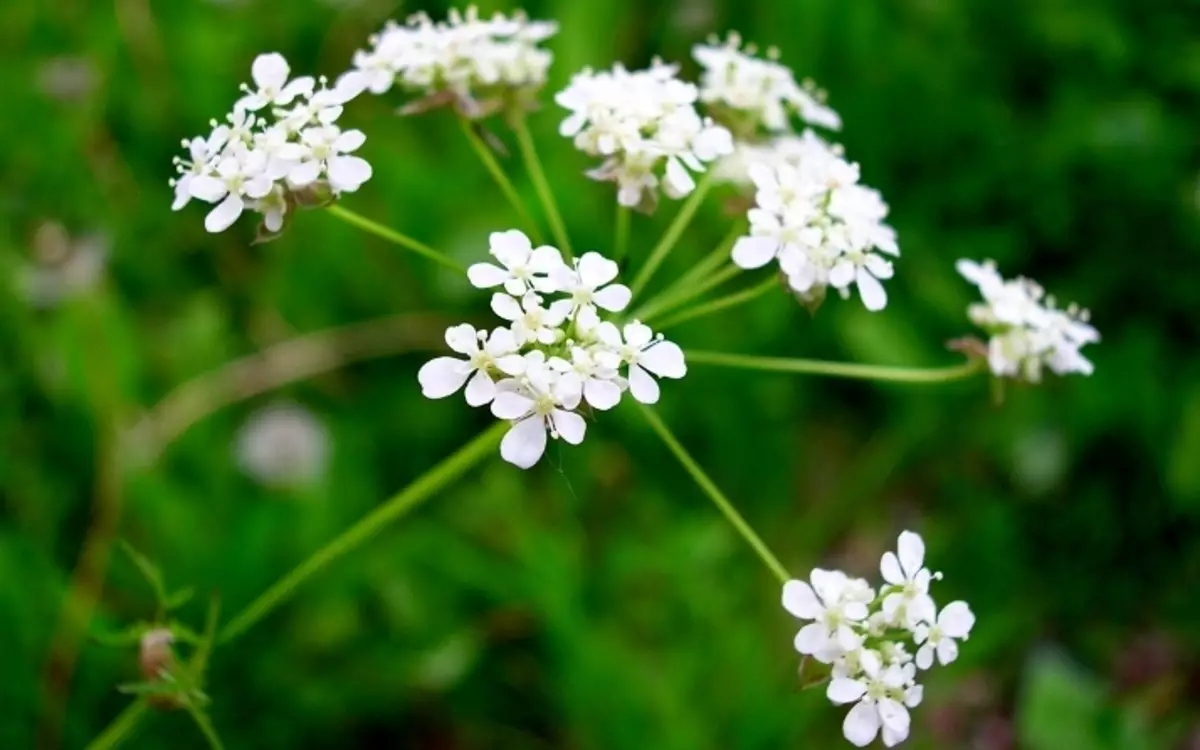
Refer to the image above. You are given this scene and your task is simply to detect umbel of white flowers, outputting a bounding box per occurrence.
[957,259,1099,382]
[418,231,686,468]
[170,53,370,237]
[556,60,734,212]
[346,6,558,118]
[783,531,975,748]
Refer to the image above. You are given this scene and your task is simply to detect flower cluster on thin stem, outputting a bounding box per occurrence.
[556,60,733,212]
[957,259,1099,382]
[170,53,369,237]
[783,531,975,747]
[347,6,557,118]
[418,230,686,467]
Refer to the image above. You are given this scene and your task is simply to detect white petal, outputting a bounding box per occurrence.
[880,551,905,585]
[577,252,619,288]
[552,409,587,445]
[897,531,925,579]
[810,569,847,604]
[627,364,660,404]
[623,322,654,348]
[593,284,632,312]
[881,722,909,748]
[878,698,910,734]
[730,236,778,269]
[828,259,855,288]
[188,175,227,203]
[486,328,519,356]
[467,262,511,289]
[938,601,976,638]
[490,293,523,322]
[664,157,695,196]
[333,129,367,153]
[827,678,867,705]
[583,379,621,411]
[936,638,959,666]
[500,417,548,469]
[842,602,868,622]
[793,623,827,655]
[904,685,924,709]
[865,253,895,279]
[856,267,887,311]
[205,194,245,233]
[781,580,822,620]
[489,230,533,266]
[494,355,526,376]
[639,341,686,379]
[444,324,478,355]
[491,392,535,420]
[915,644,934,671]
[464,371,497,406]
[842,701,881,747]
[327,155,372,192]
[288,160,322,187]
[252,52,290,89]
[528,245,566,275]
[417,357,471,399]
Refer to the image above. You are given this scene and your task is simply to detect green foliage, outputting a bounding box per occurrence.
[2,0,1198,748]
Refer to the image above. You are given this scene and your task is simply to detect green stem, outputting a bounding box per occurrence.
[641,220,745,315]
[630,172,714,299]
[636,264,742,322]
[459,118,544,244]
[218,423,507,644]
[326,204,464,272]
[185,706,225,750]
[654,275,780,330]
[614,203,631,265]
[511,114,572,259]
[84,699,150,750]
[685,351,988,384]
[637,404,790,584]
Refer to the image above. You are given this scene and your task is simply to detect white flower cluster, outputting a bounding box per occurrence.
[731,132,899,311]
[347,7,557,113]
[170,53,369,234]
[556,61,734,210]
[783,531,975,747]
[418,230,687,468]
[693,32,841,135]
[957,259,1099,382]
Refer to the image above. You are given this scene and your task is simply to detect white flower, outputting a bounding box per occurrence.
[957,258,1099,382]
[187,150,274,233]
[595,321,686,404]
[491,353,586,468]
[693,32,840,134]
[170,130,228,210]
[549,346,622,411]
[551,252,632,316]
[827,651,918,748]
[284,125,372,192]
[418,325,521,406]
[879,531,939,628]
[491,292,572,347]
[235,402,330,489]
[782,570,870,659]
[914,601,976,670]
[236,52,315,111]
[468,230,565,295]
[731,138,899,311]
[556,61,733,209]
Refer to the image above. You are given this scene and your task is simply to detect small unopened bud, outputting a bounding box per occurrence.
[139,629,175,681]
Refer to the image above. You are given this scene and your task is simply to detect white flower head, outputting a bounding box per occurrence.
[235,402,330,489]
[557,60,733,211]
[914,601,975,670]
[693,32,841,136]
[958,258,1099,382]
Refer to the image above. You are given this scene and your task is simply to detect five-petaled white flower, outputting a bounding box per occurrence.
[188,151,274,233]
[827,650,922,748]
[549,346,622,411]
[491,292,573,347]
[913,601,975,670]
[551,252,632,316]
[782,569,871,659]
[237,52,315,112]
[879,530,939,628]
[418,325,522,406]
[284,125,372,193]
[468,230,564,296]
[491,353,587,469]
[595,321,687,404]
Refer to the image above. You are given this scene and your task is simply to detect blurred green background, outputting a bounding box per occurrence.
[3,0,1200,747]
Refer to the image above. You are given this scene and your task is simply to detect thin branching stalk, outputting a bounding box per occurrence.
[217,422,508,643]
[185,706,225,750]
[326,204,464,271]
[84,698,150,750]
[654,275,780,330]
[614,203,630,265]
[637,404,790,584]
[685,351,988,383]
[637,220,746,317]
[630,173,714,299]
[459,118,543,243]
[511,114,572,258]
[636,264,741,322]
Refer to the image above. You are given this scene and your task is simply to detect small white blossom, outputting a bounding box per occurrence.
[914,601,975,670]
[551,252,632,316]
[957,259,1099,381]
[782,569,870,660]
[556,60,733,210]
[827,650,917,748]
[491,292,572,347]
[491,352,586,469]
[283,125,372,192]
[468,230,565,295]
[235,402,330,489]
[418,325,522,406]
[879,531,939,628]
[236,52,315,111]
[187,150,274,233]
[594,321,687,404]
[693,32,840,135]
